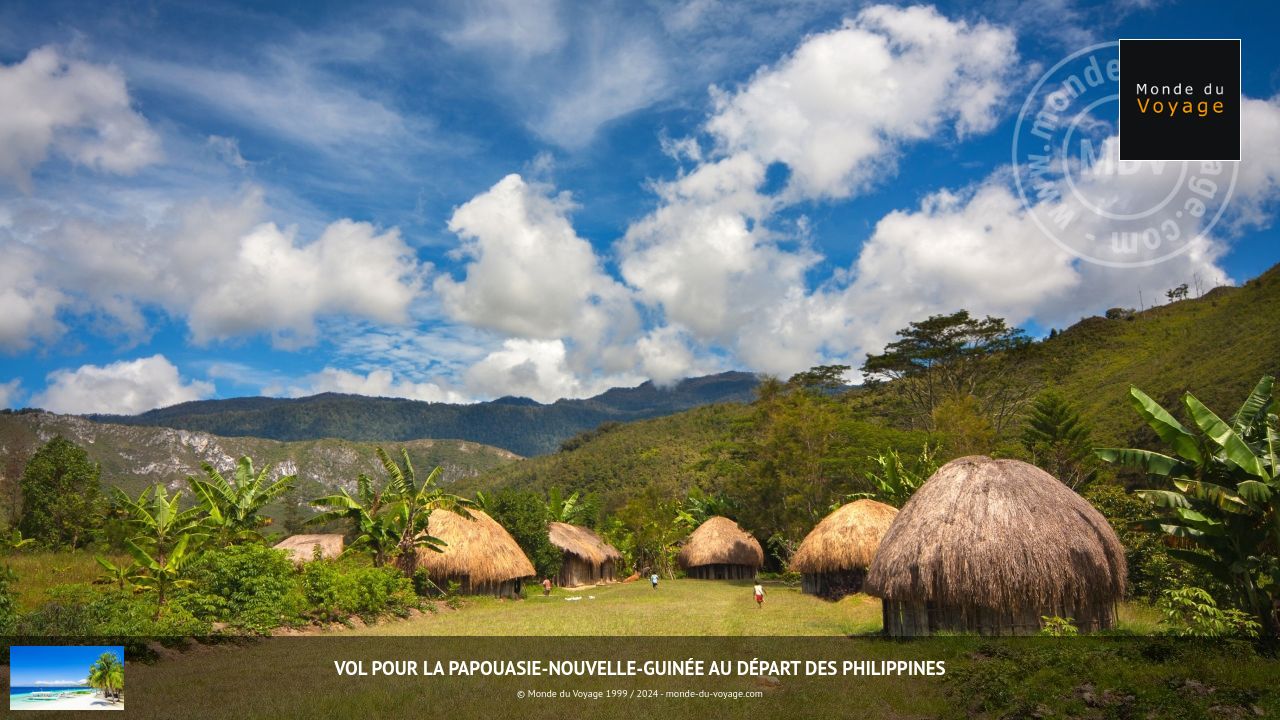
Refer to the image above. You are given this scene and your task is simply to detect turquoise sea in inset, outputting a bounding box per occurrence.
[9,687,95,710]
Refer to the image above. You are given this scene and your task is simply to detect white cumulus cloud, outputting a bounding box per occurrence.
[704,4,1018,201]
[0,46,161,190]
[33,355,214,415]
[0,378,22,409]
[463,338,639,403]
[1,187,427,350]
[270,367,468,404]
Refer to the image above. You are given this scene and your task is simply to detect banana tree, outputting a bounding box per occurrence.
[308,473,401,567]
[189,457,296,544]
[127,533,198,619]
[93,556,137,592]
[545,487,582,524]
[112,485,207,617]
[1,528,35,553]
[1097,376,1279,635]
[376,448,473,576]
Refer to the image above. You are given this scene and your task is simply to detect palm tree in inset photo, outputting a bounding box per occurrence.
[88,651,124,703]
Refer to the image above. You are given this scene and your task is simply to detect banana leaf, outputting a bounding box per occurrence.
[1184,393,1269,478]
[1129,386,1202,463]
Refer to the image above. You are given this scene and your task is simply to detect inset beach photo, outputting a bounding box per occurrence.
[9,646,124,711]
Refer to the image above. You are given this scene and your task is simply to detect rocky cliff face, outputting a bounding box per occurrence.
[0,411,521,521]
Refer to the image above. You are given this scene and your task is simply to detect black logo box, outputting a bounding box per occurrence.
[1119,39,1241,161]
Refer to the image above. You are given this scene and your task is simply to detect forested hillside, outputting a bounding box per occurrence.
[476,263,1280,551]
[88,372,759,456]
[0,411,518,527]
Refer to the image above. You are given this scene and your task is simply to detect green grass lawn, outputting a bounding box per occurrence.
[347,579,1165,637]
[5,550,128,611]
[350,579,882,636]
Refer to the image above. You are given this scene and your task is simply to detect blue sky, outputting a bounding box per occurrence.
[10,645,123,687]
[0,0,1278,413]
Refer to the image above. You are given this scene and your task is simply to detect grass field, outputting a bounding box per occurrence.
[352,579,883,636]
[6,569,1278,719]
[5,550,129,611]
[346,579,1167,637]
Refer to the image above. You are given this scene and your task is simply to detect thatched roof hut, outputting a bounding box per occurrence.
[273,534,344,563]
[791,499,898,599]
[866,456,1126,636]
[678,516,764,580]
[416,509,535,598]
[548,522,622,587]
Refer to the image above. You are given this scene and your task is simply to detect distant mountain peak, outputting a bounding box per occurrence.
[87,372,761,457]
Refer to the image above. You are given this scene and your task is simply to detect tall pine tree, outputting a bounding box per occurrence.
[1020,392,1096,490]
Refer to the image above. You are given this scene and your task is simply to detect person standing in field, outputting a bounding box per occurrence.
[542,577,553,596]
[753,582,765,608]
[650,572,659,589]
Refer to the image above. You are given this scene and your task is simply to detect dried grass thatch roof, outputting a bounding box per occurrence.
[548,522,622,566]
[865,456,1126,611]
[416,509,535,584]
[791,499,898,574]
[677,516,764,569]
[273,534,344,563]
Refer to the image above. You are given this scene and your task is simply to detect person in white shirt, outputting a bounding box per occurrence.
[753,582,765,608]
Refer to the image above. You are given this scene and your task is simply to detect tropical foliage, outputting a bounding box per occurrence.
[1097,376,1280,635]
[485,488,562,580]
[1021,391,1097,490]
[17,436,104,549]
[87,651,124,701]
[310,447,469,575]
[111,485,207,617]
[861,310,1032,432]
[188,457,296,544]
[849,442,940,509]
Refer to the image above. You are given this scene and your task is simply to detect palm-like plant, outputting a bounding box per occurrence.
[87,651,124,701]
[93,556,137,592]
[127,533,199,619]
[1,528,35,553]
[1097,376,1279,635]
[112,485,207,618]
[309,448,471,575]
[545,487,582,524]
[377,448,473,576]
[309,472,400,567]
[189,457,296,544]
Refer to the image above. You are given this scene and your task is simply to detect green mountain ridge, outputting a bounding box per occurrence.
[0,412,520,525]
[472,262,1280,519]
[87,371,761,457]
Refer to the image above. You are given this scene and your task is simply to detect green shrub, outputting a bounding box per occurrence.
[1083,483,1207,601]
[1158,587,1262,639]
[12,584,210,637]
[302,560,415,620]
[180,544,304,634]
[1039,616,1079,637]
[0,567,15,633]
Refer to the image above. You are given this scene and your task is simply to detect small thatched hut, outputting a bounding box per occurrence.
[865,456,1126,637]
[274,534,344,563]
[791,499,898,599]
[678,516,764,580]
[548,522,622,587]
[415,509,535,598]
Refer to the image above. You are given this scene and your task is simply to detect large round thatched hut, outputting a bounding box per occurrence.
[678,516,764,580]
[416,509,535,598]
[274,534,344,564]
[865,456,1126,636]
[548,522,622,587]
[792,499,898,600]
